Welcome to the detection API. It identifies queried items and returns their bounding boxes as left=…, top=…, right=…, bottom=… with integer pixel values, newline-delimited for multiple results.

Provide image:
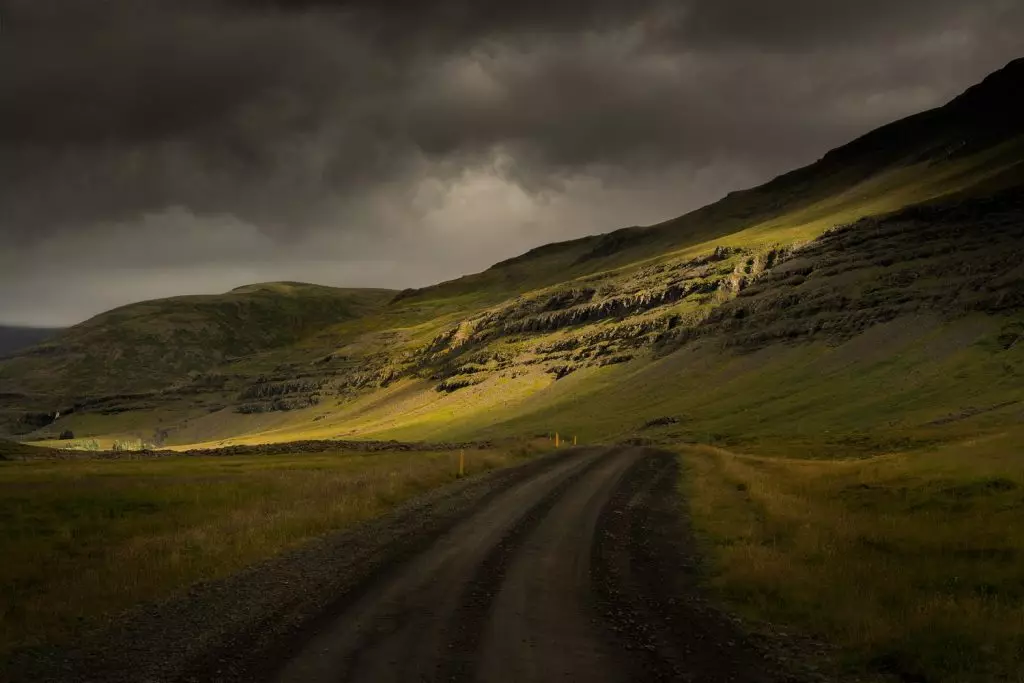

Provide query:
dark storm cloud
left=674, top=0, right=1024, bottom=49
left=1, top=0, right=395, bottom=233
left=0, top=0, right=1022, bottom=324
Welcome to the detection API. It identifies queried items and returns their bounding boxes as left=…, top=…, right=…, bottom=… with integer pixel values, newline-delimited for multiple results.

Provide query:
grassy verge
left=681, top=429, right=1024, bottom=683
left=0, top=445, right=534, bottom=658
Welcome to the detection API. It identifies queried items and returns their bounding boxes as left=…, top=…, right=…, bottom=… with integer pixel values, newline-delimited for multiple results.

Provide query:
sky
left=1, top=0, right=1022, bottom=326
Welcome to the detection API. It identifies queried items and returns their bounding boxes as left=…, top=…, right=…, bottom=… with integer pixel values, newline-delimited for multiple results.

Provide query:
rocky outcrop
left=659, top=190, right=1024, bottom=351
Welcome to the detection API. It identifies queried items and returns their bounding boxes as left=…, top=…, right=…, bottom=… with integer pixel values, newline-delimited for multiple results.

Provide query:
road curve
left=266, top=446, right=779, bottom=683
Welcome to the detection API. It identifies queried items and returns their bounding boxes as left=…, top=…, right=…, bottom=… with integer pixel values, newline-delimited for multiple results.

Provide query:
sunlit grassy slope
left=468, top=314, right=1022, bottom=450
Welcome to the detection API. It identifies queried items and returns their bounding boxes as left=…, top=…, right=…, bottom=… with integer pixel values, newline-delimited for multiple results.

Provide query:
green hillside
left=0, top=58, right=1021, bottom=451
left=0, top=439, right=57, bottom=461
left=0, top=284, right=396, bottom=437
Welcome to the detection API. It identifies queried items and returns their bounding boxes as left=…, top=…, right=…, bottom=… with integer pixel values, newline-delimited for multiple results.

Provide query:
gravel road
left=6, top=446, right=790, bottom=683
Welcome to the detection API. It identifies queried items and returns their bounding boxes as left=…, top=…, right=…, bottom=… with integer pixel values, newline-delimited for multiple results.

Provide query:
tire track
left=269, top=447, right=611, bottom=683
left=436, top=447, right=635, bottom=682
left=436, top=450, right=620, bottom=681
left=471, top=447, right=647, bottom=683
left=592, top=450, right=782, bottom=683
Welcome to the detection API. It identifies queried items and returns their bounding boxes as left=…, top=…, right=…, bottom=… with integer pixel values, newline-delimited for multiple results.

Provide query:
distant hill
left=1, top=58, right=1022, bottom=447
left=0, top=326, right=62, bottom=357
left=0, top=283, right=396, bottom=402
left=0, top=438, right=57, bottom=460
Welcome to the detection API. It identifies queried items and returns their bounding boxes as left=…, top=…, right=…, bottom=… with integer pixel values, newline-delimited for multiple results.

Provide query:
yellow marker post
left=555, top=433, right=560, bottom=448
left=458, top=449, right=465, bottom=477
left=573, top=435, right=577, bottom=446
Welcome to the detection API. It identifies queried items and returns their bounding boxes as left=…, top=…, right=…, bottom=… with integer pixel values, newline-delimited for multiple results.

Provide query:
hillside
left=0, top=284, right=395, bottom=436
left=0, top=438, right=57, bottom=460
left=0, top=58, right=1022, bottom=448
left=395, top=57, right=1024, bottom=305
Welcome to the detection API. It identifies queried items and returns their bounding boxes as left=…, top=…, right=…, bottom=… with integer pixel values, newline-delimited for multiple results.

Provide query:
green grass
left=287, top=314, right=1011, bottom=451
left=682, top=431, right=1024, bottom=682
left=0, top=445, right=535, bottom=658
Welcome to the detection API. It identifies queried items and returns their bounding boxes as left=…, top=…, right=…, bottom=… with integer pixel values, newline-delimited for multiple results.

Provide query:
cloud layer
left=1, top=0, right=1022, bottom=325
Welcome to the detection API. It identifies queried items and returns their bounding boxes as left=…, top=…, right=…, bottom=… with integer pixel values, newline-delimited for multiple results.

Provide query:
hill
left=0, top=58, right=1021, bottom=449
left=0, top=326, right=62, bottom=357
left=0, top=438, right=57, bottom=460
left=0, top=284, right=396, bottom=436
left=395, top=57, right=1024, bottom=306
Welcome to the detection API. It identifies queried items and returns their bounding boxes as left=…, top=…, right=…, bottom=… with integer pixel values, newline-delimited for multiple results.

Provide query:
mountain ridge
left=392, top=58, right=1024, bottom=307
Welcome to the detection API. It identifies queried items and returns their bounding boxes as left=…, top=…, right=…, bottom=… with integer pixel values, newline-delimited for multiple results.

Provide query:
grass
left=681, top=430, right=1024, bottom=683
left=0, top=440, right=56, bottom=460
left=436, top=313, right=1022, bottom=453
left=0, top=445, right=535, bottom=659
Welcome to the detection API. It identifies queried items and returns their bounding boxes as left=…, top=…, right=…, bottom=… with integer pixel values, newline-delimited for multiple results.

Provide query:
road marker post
left=458, top=449, right=465, bottom=477
left=555, top=433, right=560, bottom=448
left=573, top=435, right=577, bottom=446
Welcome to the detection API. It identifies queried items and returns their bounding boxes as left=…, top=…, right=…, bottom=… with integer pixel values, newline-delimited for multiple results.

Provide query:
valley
left=1, top=58, right=1022, bottom=683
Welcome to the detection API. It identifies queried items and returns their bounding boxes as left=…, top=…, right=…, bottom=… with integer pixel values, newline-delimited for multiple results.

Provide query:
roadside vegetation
left=0, top=445, right=533, bottom=659
left=682, top=429, right=1024, bottom=683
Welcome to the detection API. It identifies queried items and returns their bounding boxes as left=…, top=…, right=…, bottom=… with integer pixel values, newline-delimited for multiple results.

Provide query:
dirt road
left=269, top=446, right=777, bottom=683
left=8, top=447, right=787, bottom=683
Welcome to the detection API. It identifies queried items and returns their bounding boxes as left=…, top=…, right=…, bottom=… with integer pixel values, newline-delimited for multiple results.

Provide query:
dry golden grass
left=681, top=429, right=1024, bottom=682
left=0, top=446, right=532, bottom=658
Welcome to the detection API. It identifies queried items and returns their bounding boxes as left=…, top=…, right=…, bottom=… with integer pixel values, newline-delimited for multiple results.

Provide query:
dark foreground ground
left=6, top=447, right=807, bottom=683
